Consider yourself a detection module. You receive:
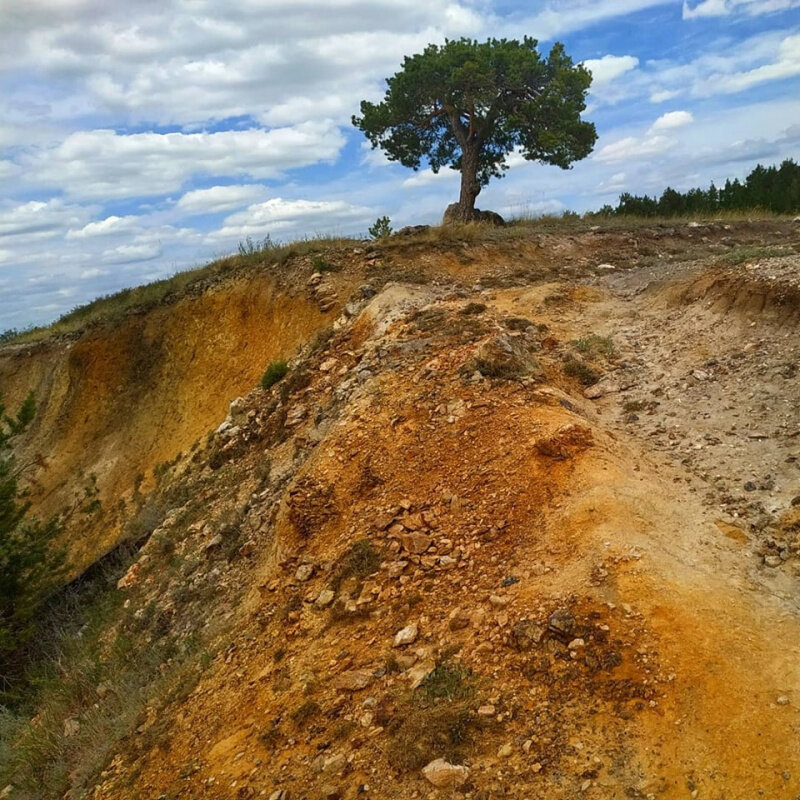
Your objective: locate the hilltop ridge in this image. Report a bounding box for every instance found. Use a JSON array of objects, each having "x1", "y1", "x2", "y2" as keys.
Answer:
[{"x1": 2, "y1": 218, "x2": 800, "y2": 799}]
